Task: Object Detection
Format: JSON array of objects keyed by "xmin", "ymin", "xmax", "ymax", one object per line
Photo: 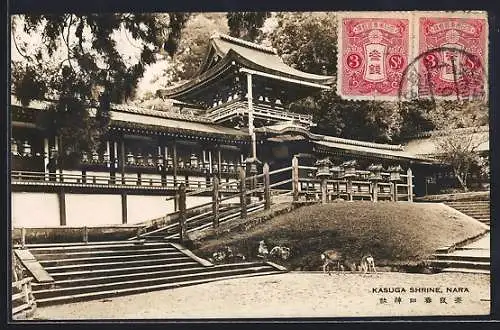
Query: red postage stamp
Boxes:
[
  {"xmin": 337, "ymin": 14, "xmax": 410, "ymax": 100},
  {"xmin": 416, "ymin": 14, "xmax": 488, "ymax": 99}
]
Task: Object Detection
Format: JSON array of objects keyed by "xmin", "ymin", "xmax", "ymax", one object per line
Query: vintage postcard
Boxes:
[{"xmin": 9, "ymin": 9, "xmax": 491, "ymax": 321}]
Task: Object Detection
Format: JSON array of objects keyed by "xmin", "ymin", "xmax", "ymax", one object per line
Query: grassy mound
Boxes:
[{"xmin": 193, "ymin": 202, "xmax": 487, "ymax": 271}]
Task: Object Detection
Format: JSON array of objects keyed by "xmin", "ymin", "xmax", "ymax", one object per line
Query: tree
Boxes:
[
  {"xmin": 227, "ymin": 12, "xmax": 271, "ymax": 41},
  {"xmin": 430, "ymin": 99, "xmax": 489, "ymax": 191},
  {"xmin": 11, "ymin": 13, "xmax": 190, "ymax": 161}
]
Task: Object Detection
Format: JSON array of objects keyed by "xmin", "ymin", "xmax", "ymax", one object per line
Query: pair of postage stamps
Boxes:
[{"xmin": 337, "ymin": 12, "xmax": 488, "ymax": 101}]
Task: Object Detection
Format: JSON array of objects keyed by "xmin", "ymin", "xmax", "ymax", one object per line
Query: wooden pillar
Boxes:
[
  {"xmin": 217, "ymin": 146, "xmax": 222, "ymax": 180},
  {"xmin": 173, "ymin": 140, "xmax": 178, "ymax": 186},
  {"xmin": 43, "ymin": 138, "xmax": 49, "ymax": 180},
  {"xmin": 120, "ymin": 139, "xmax": 125, "ymax": 184},
  {"xmin": 208, "ymin": 150, "xmax": 213, "ymax": 175},
  {"xmin": 178, "ymin": 184, "xmax": 187, "ymax": 243},
  {"xmin": 21, "ymin": 227, "xmax": 26, "ymax": 248},
  {"xmin": 246, "ymin": 73, "xmax": 257, "ymax": 159},
  {"xmin": 407, "ymin": 167, "xmax": 413, "ymax": 202},
  {"xmin": 263, "ymin": 163, "xmax": 271, "ymax": 210},
  {"xmin": 121, "ymin": 192, "xmax": 127, "ymax": 224},
  {"xmin": 239, "ymin": 167, "xmax": 247, "ymax": 219},
  {"xmin": 212, "ymin": 176, "xmax": 220, "ymax": 228},
  {"xmin": 58, "ymin": 188, "xmax": 66, "ymax": 226},
  {"xmin": 292, "ymin": 156, "xmax": 299, "ymax": 202}
]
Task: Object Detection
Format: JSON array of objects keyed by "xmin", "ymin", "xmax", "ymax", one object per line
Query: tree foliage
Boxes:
[
  {"xmin": 227, "ymin": 12, "xmax": 271, "ymax": 41},
  {"xmin": 11, "ymin": 13, "xmax": 190, "ymax": 159}
]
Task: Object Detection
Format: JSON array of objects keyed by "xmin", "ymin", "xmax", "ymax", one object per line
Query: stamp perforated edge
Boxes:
[{"xmin": 336, "ymin": 11, "xmax": 414, "ymax": 101}]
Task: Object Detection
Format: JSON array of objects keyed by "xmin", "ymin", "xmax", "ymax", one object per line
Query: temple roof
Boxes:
[
  {"xmin": 403, "ymin": 126, "xmax": 489, "ymax": 156},
  {"xmin": 158, "ymin": 33, "xmax": 334, "ymax": 101}
]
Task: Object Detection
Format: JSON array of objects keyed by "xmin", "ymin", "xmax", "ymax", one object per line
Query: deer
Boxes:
[
  {"xmin": 360, "ymin": 254, "xmax": 377, "ymax": 273},
  {"xmin": 320, "ymin": 249, "xmax": 346, "ymax": 275}
]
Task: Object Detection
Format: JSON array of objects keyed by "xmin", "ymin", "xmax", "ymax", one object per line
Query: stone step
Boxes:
[
  {"xmin": 32, "ymin": 246, "xmax": 178, "ymax": 260},
  {"xmin": 28, "ymin": 242, "xmax": 174, "ymax": 254},
  {"xmin": 440, "ymin": 268, "xmax": 490, "ymax": 275},
  {"xmin": 432, "ymin": 253, "xmax": 490, "ymax": 263},
  {"xmin": 38, "ymin": 251, "xmax": 185, "ymax": 267},
  {"xmin": 34, "ymin": 269, "xmax": 283, "ymax": 306},
  {"xmin": 43, "ymin": 256, "xmax": 194, "ymax": 273},
  {"xmin": 32, "ymin": 262, "xmax": 264, "ymax": 290},
  {"xmin": 48, "ymin": 261, "xmax": 201, "ymax": 281},
  {"xmin": 428, "ymin": 259, "xmax": 490, "ymax": 270}
]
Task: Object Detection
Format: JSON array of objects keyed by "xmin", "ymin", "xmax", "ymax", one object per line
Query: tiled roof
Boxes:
[{"xmin": 404, "ymin": 128, "xmax": 489, "ymax": 155}]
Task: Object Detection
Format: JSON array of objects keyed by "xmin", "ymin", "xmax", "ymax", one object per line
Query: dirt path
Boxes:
[{"xmin": 34, "ymin": 272, "xmax": 490, "ymax": 319}]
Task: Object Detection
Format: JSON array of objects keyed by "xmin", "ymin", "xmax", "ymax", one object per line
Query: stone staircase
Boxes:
[
  {"xmin": 23, "ymin": 241, "xmax": 285, "ymax": 306},
  {"xmin": 444, "ymin": 201, "xmax": 490, "ymax": 226},
  {"xmin": 427, "ymin": 233, "xmax": 490, "ymax": 274}
]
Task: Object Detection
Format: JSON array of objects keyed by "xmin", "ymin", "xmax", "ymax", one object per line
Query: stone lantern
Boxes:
[
  {"xmin": 315, "ymin": 158, "xmax": 332, "ymax": 179},
  {"xmin": 22, "ymin": 141, "xmax": 32, "ymax": 157},
  {"xmin": 388, "ymin": 165, "xmax": 403, "ymax": 182},
  {"xmin": 228, "ymin": 161, "xmax": 235, "ymax": 173},
  {"xmin": 315, "ymin": 158, "xmax": 332, "ymax": 204},
  {"xmin": 368, "ymin": 164, "xmax": 383, "ymax": 182},
  {"xmin": 190, "ymin": 154, "xmax": 198, "ymax": 168},
  {"xmin": 341, "ymin": 160, "xmax": 357, "ymax": 179}
]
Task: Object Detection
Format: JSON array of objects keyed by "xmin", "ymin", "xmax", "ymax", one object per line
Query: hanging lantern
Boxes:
[
  {"xmin": 136, "ymin": 153, "xmax": 144, "ymax": 166},
  {"xmin": 50, "ymin": 147, "xmax": 57, "ymax": 159},
  {"xmin": 388, "ymin": 165, "xmax": 403, "ymax": 182},
  {"xmin": 81, "ymin": 151, "xmax": 89, "ymax": 163},
  {"xmin": 204, "ymin": 161, "xmax": 211, "ymax": 171},
  {"xmin": 156, "ymin": 154, "xmax": 164, "ymax": 166},
  {"xmin": 147, "ymin": 154, "xmax": 154, "ymax": 166},
  {"xmin": 22, "ymin": 141, "xmax": 32, "ymax": 157},
  {"xmin": 127, "ymin": 151, "xmax": 135, "ymax": 165},
  {"xmin": 11, "ymin": 139, "xmax": 19, "ymax": 155},
  {"xmin": 222, "ymin": 161, "xmax": 228, "ymax": 173},
  {"xmin": 315, "ymin": 158, "xmax": 332, "ymax": 178},
  {"xmin": 178, "ymin": 158, "xmax": 184, "ymax": 169},
  {"xmin": 212, "ymin": 162, "xmax": 219, "ymax": 173},
  {"xmin": 190, "ymin": 154, "xmax": 199, "ymax": 168},
  {"xmin": 368, "ymin": 164, "xmax": 383, "ymax": 181},
  {"xmin": 166, "ymin": 155, "xmax": 173, "ymax": 168},
  {"xmin": 341, "ymin": 160, "xmax": 357, "ymax": 178},
  {"xmin": 91, "ymin": 149, "xmax": 99, "ymax": 163},
  {"xmin": 228, "ymin": 161, "xmax": 235, "ymax": 172},
  {"xmin": 103, "ymin": 150, "xmax": 110, "ymax": 163}
]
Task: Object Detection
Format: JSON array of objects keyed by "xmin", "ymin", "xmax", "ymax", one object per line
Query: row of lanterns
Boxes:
[
  {"xmin": 11, "ymin": 139, "xmax": 33, "ymax": 157},
  {"xmin": 315, "ymin": 159, "xmax": 403, "ymax": 182}
]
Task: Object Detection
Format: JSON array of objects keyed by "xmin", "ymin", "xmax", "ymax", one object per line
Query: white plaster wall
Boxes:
[
  {"xmin": 66, "ymin": 194, "xmax": 122, "ymax": 226},
  {"xmin": 127, "ymin": 195, "xmax": 176, "ymax": 224},
  {"xmin": 12, "ymin": 192, "xmax": 60, "ymax": 227}
]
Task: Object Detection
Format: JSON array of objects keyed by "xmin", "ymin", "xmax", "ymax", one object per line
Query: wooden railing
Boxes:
[{"xmin": 12, "ymin": 277, "xmax": 36, "ymax": 317}]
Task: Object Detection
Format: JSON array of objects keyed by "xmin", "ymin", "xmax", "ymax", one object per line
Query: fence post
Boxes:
[
  {"xmin": 83, "ymin": 226, "xmax": 88, "ymax": 244},
  {"xmin": 212, "ymin": 176, "xmax": 220, "ymax": 228},
  {"xmin": 292, "ymin": 156, "xmax": 299, "ymax": 202},
  {"xmin": 239, "ymin": 167, "xmax": 247, "ymax": 219},
  {"xmin": 391, "ymin": 182, "xmax": 396, "ymax": 202},
  {"xmin": 178, "ymin": 183, "xmax": 187, "ymax": 243},
  {"xmin": 263, "ymin": 163, "xmax": 271, "ymax": 210},
  {"xmin": 407, "ymin": 167, "xmax": 413, "ymax": 202},
  {"xmin": 21, "ymin": 227, "xmax": 26, "ymax": 249}
]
